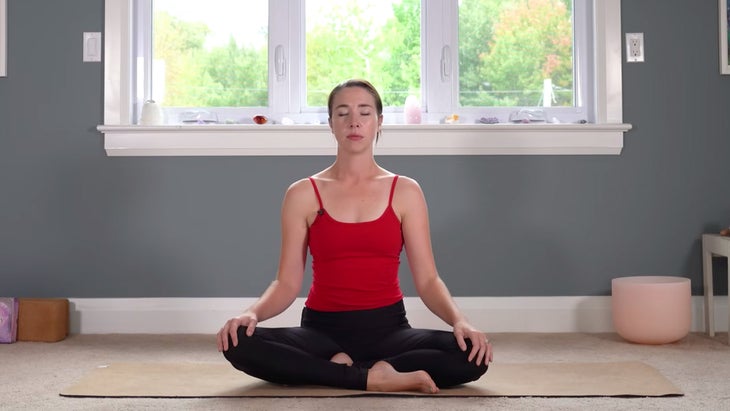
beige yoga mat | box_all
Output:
[60,361,682,398]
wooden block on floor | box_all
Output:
[18,298,69,342]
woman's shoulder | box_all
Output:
[281,178,320,220]
[283,177,316,201]
[391,175,427,215]
[288,176,315,188]
[393,174,423,193]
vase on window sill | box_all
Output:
[140,100,164,125]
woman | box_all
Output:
[217,79,492,394]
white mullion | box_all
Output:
[594,0,623,124]
[134,0,153,123]
[268,0,288,116]
[289,0,304,115]
[269,0,303,118]
[572,0,592,122]
[104,0,133,125]
[423,0,457,119]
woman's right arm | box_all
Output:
[217,179,312,351]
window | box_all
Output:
[137,0,585,124]
[100,0,630,156]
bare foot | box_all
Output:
[366,361,438,394]
[330,352,353,366]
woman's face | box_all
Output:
[328,86,383,152]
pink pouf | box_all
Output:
[611,276,691,344]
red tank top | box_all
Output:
[305,175,404,311]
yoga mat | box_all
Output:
[60,361,682,398]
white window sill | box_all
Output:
[98,123,632,156]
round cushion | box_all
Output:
[611,276,691,344]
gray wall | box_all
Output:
[1,0,729,298]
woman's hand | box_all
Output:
[453,320,493,366]
[216,312,258,352]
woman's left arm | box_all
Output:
[396,177,492,366]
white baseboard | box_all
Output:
[67,296,729,334]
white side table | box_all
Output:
[701,234,730,339]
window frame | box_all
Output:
[99,0,631,156]
[0,0,6,77]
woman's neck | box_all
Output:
[326,157,383,182]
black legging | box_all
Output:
[223,300,488,390]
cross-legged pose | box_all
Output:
[217,79,492,394]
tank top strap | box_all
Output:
[388,175,399,206]
[308,177,324,211]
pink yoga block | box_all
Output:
[611,276,691,344]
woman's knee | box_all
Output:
[222,328,257,362]
[471,361,489,380]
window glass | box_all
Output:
[152,0,268,108]
[305,0,421,108]
[458,0,573,107]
